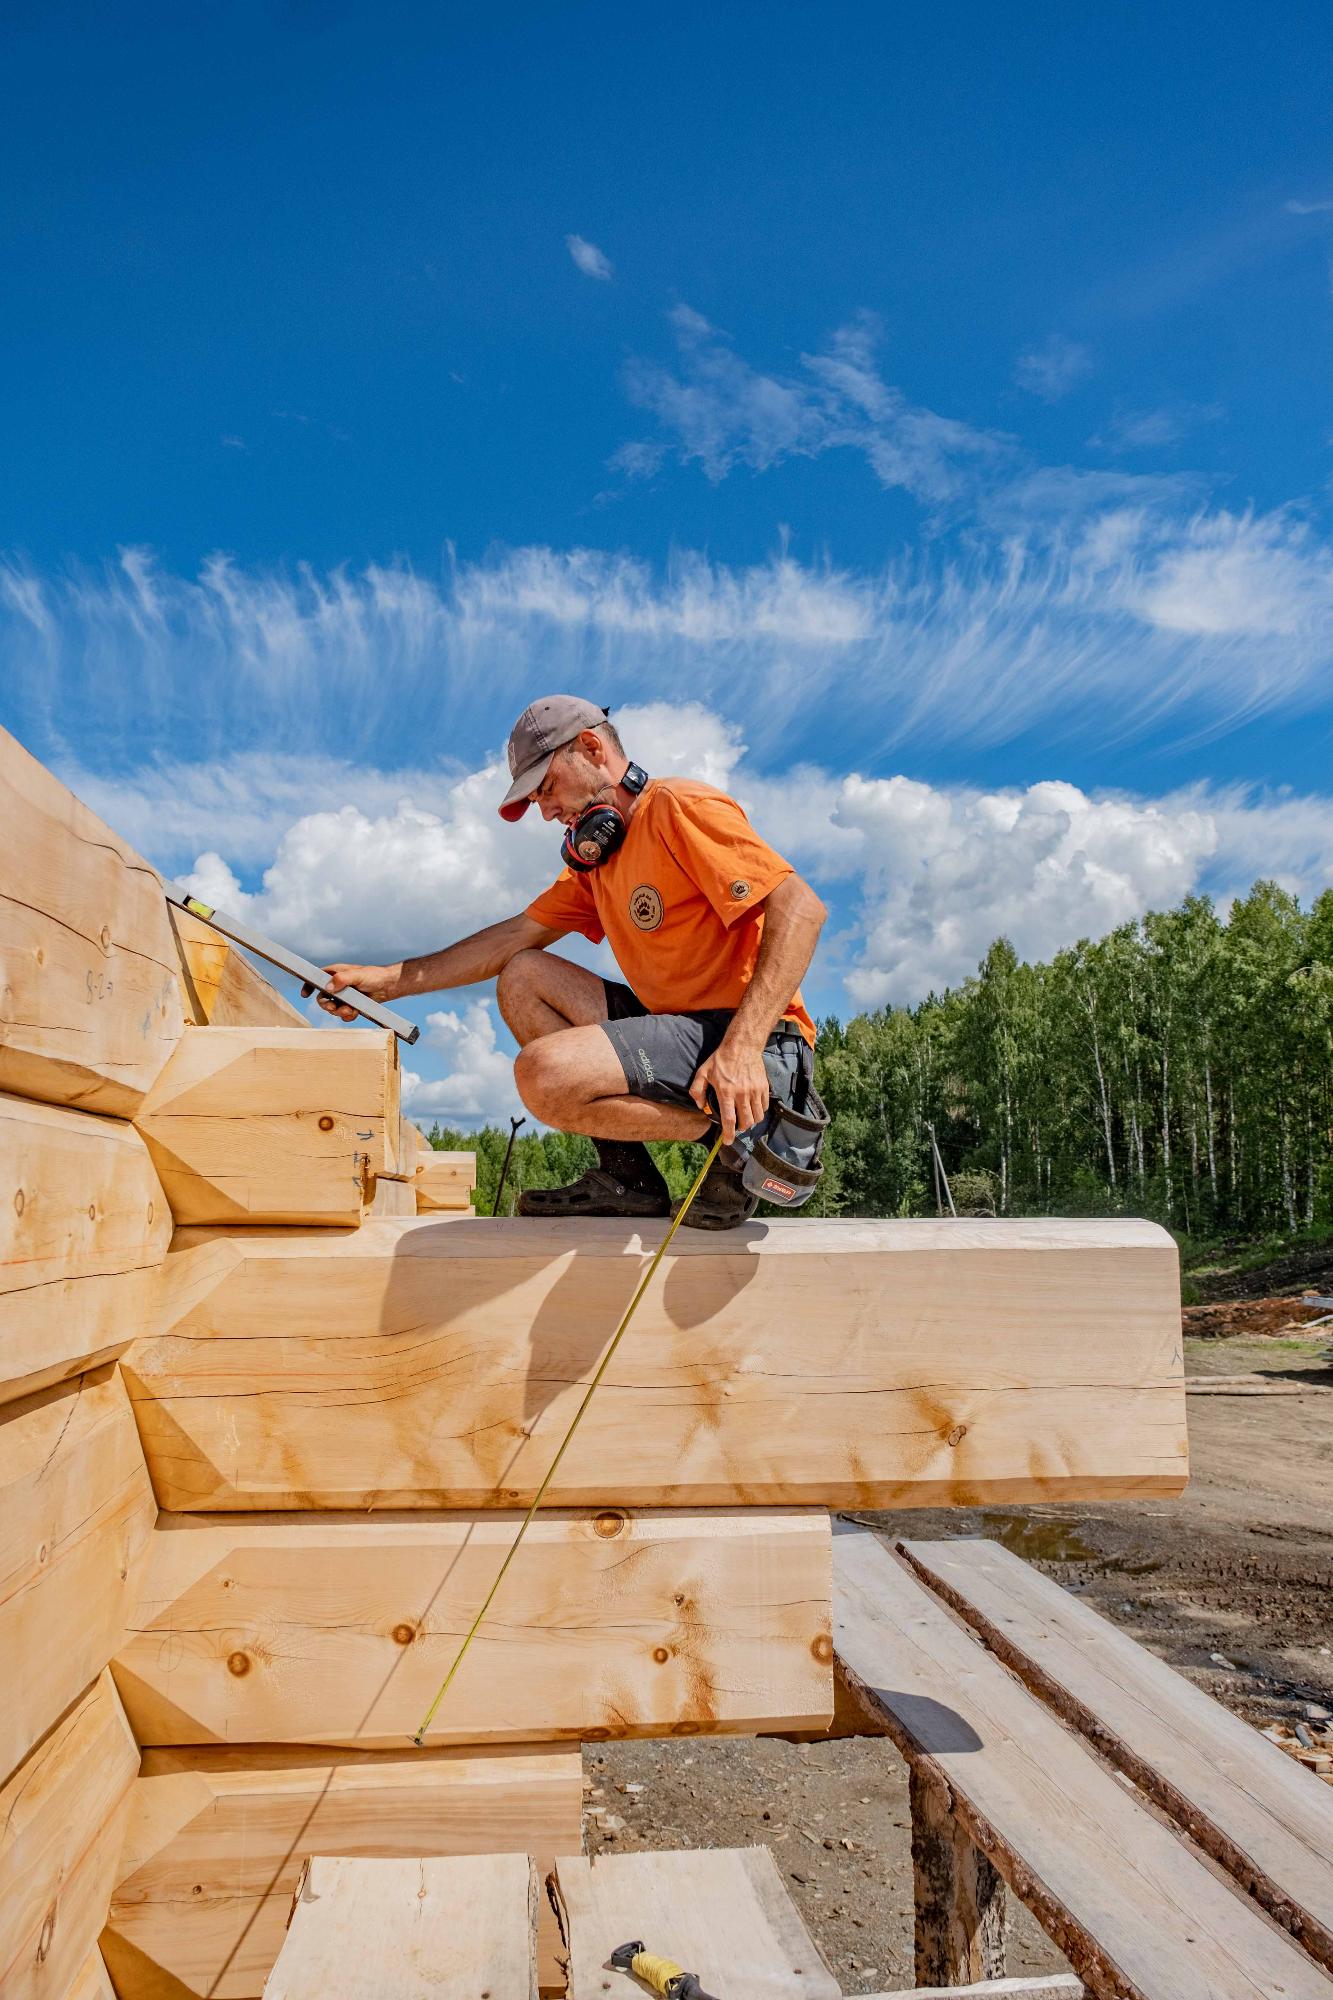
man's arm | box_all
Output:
[689,873,827,1143]
[313,913,565,1022]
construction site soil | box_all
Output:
[585,1300,1333,1993]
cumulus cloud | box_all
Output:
[616,306,1008,501]
[403,1001,522,1124]
[566,234,613,281]
[1014,335,1095,401]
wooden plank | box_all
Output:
[0,726,182,1117]
[862,1983,1082,1999]
[132,1027,400,1227]
[168,906,305,1029]
[1,1093,171,1404]
[59,1952,117,2000]
[833,1526,1333,2000]
[1,1364,155,1786]
[261,1854,537,2000]
[414,1150,477,1212]
[555,1847,838,1999]
[0,1673,139,2000]
[898,1535,1333,1973]
[102,1743,581,2000]
[111,1508,832,1748]
[122,1215,1186,1511]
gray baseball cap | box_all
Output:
[498,695,609,820]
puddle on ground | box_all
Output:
[976,1512,1162,1575]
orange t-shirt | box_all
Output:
[525,777,816,1047]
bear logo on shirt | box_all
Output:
[629,884,664,931]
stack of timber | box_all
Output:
[415,1146,477,1215]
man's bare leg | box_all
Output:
[495,948,611,1045]
[496,949,706,1215]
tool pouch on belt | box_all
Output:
[733,1035,830,1210]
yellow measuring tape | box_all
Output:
[626,1953,687,1994]
[412,1132,724,1746]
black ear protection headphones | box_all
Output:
[561,761,648,872]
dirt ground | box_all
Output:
[584,1325,1333,1994]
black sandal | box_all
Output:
[674,1151,758,1230]
[517,1168,672,1219]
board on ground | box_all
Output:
[261,1854,537,2000]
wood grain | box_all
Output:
[833,1525,1332,2000]
[168,907,305,1030]
[0,1674,139,2000]
[261,1854,537,2000]
[133,1027,400,1227]
[1,1364,155,1786]
[61,1951,117,2000]
[898,1535,1333,1972]
[0,726,181,1117]
[1,1092,170,1404]
[123,1215,1186,1511]
[102,1743,580,2000]
[555,1846,838,1999]
[111,1508,832,1747]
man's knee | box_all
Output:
[513,1037,560,1119]
[495,948,546,1027]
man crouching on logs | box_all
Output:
[314,695,827,1229]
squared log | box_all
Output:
[132,1027,401,1227]
[0,726,181,1117]
[1,1364,155,1786]
[1,1093,170,1405]
[124,1216,1186,1511]
[415,1150,478,1212]
[168,906,305,1029]
[102,1743,581,2000]
[0,1674,139,2000]
[111,1508,833,1747]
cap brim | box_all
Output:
[498,752,554,821]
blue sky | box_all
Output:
[3,2,1332,1120]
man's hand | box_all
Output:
[690,1036,770,1147]
[302,962,403,1023]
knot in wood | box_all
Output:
[945,1423,967,1447]
[392,1623,416,1646]
[13,1187,23,1215]
[810,1632,834,1664]
[318,1115,335,1131]
[226,1651,252,1677]
[652,1646,670,1664]
[593,1509,627,1538]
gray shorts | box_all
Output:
[599,978,812,1111]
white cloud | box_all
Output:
[566,234,613,281]
[403,1001,522,1124]
[1014,335,1095,401]
[1133,508,1333,640]
[1088,404,1221,455]
[617,306,1008,501]
[8,494,1333,793]
[1286,198,1333,216]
